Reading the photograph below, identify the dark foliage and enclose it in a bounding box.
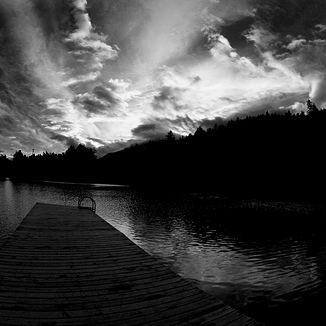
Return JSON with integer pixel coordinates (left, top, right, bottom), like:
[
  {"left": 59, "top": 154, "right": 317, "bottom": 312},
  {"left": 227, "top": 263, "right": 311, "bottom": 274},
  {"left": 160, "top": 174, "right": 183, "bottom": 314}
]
[
  {"left": 2, "top": 101, "right": 326, "bottom": 200},
  {"left": 0, "top": 154, "right": 10, "bottom": 180},
  {"left": 98, "top": 103, "right": 326, "bottom": 200},
  {"left": 6, "top": 144, "right": 96, "bottom": 183}
]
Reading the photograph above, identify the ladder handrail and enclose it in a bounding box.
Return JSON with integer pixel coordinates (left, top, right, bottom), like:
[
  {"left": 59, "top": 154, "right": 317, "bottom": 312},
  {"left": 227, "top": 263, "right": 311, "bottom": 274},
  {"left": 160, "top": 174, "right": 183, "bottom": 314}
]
[{"left": 78, "top": 196, "right": 96, "bottom": 212}]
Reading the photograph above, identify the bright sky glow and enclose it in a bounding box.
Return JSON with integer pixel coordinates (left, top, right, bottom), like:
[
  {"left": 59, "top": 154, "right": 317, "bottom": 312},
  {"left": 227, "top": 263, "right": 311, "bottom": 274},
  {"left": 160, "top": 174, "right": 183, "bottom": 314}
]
[{"left": 1, "top": 0, "right": 326, "bottom": 156}]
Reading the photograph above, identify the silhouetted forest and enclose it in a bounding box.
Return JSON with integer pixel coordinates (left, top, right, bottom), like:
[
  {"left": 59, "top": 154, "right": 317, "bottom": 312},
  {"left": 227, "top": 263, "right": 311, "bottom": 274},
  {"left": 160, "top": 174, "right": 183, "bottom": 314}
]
[
  {"left": 0, "top": 144, "right": 96, "bottom": 183},
  {"left": 1, "top": 100, "right": 326, "bottom": 200}
]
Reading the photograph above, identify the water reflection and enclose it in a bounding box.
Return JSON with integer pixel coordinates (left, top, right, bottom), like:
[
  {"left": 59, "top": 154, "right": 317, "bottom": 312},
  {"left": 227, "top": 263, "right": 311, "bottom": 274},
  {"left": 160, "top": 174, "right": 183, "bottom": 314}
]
[
  {"left": 105, "top": 191, "right": 326, "bottom": 312},
  {"left": 1, "top": 180, "right": 326, "bottom": 324}
]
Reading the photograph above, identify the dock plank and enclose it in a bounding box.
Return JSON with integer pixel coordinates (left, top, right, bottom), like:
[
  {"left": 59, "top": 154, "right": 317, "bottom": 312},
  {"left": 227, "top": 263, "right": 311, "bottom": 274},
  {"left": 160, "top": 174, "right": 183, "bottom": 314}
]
[{"left": 0, "top": 203, "right": 263, "bottom": 325}]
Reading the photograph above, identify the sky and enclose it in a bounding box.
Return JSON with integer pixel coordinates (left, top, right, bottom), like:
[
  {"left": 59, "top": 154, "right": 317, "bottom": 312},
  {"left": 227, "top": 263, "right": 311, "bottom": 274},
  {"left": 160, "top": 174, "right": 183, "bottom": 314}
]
[{"left": 1, "top": 0, "right": 326, "bottom": 157}]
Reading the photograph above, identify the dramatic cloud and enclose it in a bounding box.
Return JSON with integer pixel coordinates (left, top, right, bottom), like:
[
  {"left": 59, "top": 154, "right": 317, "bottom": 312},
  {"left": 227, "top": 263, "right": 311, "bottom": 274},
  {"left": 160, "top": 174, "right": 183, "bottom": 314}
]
[
  {"left": 65, "top": 0, "right": 119, "bottom": 73},
  {"left": 132, "top": 115, "right": 199, "bottom": 141},
  {"left": 132, "top": 123, "right": 167, "bottom": 140},
  {"left": 50, "top": 133, "right": 79, "bottom": 148},
  {"left": 1, "top": 0, "right": 326, "bottom": 156}
]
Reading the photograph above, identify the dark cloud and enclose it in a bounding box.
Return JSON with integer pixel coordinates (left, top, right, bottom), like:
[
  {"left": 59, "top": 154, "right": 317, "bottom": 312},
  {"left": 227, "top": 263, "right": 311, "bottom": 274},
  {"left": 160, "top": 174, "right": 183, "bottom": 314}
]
[
  {"left": 82, "top": 98, "right": 106, "bottom": 114},
  {"left": 33, "top": 0, "right": 72, "bottom": 34},
  {"left": 50, "top": 133, "right": 79, "bottom": 148},
  {"left": 88, "top": 0, "right": 149, "bottom": 54},
  {"left": 192, "top": 76, "right": 201, "bottom": 83},
  {"left": 199, "top": 117, "right": 225, "bottom": 130},
  {"left": 152, "top": 86, "right": 185, "bottom": 111},
  {"left": 158, "top": 115, "right": 198, "bottom": 134},
  {"left": 253, "top": 0, "right": 326, "bottom": 38},
  {"left": 78, "top": 82, "right": 126, "bottom": 115},
  {"left": 44, "top": 107, "right": 65, "bottom": 118},
  {"left": 131, "top": 123, "right": 167, "bottom": 140},
  {"left": 154, "top": 87, "right": 174, "bottom": 102},
  {"left": 221, "top": 15, "right": 258, "bottom": 57},
  {"left": 0, "top": 6, "right": 9, "bottom": 34},
  {"left": 131, "top": 115, "right": 199, "bottom": 141},
  {"left": 219, "top": 97, "right": 239, "bottom": 103},
  {"left": 93, "top": 85, "right": 118, "bottom": 105},
  {"left": 87, "top": 137, "right": 107, "bottom": 146},
  {"left": 32, "top": 0, "right": 72, "bottom": 59}
]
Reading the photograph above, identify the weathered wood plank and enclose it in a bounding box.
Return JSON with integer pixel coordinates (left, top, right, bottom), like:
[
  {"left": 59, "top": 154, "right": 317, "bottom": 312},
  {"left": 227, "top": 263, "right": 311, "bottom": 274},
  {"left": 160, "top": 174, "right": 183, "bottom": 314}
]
[
  {"left": 0, "top": 203, "right": 263, "bottom": 326},
  {"left": 0, "top": 284, "right": 197, "bottom": 306},
  {"left": 0, "top": 278, "right": 186, "bottom": 301}
]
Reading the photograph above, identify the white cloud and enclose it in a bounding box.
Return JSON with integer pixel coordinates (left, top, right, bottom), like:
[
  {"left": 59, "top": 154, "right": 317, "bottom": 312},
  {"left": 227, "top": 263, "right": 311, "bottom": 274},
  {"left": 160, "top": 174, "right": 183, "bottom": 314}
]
[
  {"left": 201, "top": 7, "right": 224, "bottom": 36},
  {"left": 147, "top": 32, "right": 310, "bottom": 129},
  {"left": 210, "top": 34, "right": 238, "bottom": 59},
  {"left": 281, "top": 39, "right": 326, "bottom": 107},
  {"left": 308, "top": 75, "right": 326, "bottom": 107},
  {"left": 69, "top": 9, "right": 92, "bottom": 40},
  {"left": 3, "top": 0, "right": 326, "bottom": 156},
  {"left": 286, "top": 39, "right": 307, "bottom": 51},
  {"left": 315, "top": 24, "right": 326, "bottom": 32},
  {"left": 245, "top": 26, "right": 278, "bottom": 50},
  {"left": 286, "top": 102, "right": 306, "bottom": 112},
  {"left": 63, "top": 71, "right": 100, "bottom": 87},
  {"left": 65, "top": 0, "right": 119, "bottom": 79}
]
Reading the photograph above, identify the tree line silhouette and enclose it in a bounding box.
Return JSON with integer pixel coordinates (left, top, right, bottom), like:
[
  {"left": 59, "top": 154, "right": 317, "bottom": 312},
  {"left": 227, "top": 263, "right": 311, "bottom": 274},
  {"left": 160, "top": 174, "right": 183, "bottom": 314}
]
[
  {"left": 0, "top": 144, "right": 96, "bottom": 183},
  {"left": 1, "top": 100, "right": 326, "bottom": 200}
]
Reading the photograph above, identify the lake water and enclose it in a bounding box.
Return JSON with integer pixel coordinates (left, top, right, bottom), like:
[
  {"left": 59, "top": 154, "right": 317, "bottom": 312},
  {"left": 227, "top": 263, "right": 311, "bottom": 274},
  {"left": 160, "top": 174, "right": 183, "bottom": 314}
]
[{"left": 1, "top": 179, "right": 326, "bottom": 325}]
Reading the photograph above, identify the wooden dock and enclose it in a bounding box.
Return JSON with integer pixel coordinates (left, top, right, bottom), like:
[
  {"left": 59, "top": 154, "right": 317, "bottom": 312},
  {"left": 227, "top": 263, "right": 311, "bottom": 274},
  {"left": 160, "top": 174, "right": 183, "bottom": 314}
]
[{"left": 0, "top": 203, "right": 262, "bottom": 325}]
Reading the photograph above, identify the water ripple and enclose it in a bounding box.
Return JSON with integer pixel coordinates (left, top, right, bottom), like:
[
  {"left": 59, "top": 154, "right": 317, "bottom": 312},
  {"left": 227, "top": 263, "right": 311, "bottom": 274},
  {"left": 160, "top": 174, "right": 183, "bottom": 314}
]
[{"left": 2, "top": 180, "right": 326, "bottom": 324}]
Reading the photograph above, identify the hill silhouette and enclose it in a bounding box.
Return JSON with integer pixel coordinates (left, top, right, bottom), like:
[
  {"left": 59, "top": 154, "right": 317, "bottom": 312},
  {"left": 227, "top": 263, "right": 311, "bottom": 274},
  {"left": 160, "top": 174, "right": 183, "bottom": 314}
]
[
  {"left": 1, "top": 101, "right": 326, "bottom": 200},
  {"left": 97, "top": 102, "right": 326, "bottom": 200}
]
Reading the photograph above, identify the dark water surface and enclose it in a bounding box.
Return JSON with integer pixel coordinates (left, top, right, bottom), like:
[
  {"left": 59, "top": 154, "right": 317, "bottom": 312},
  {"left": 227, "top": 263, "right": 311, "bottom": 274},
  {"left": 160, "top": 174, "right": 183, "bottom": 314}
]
[{"left": 1, "top": 180, "right": 326, "bottom": 325}]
